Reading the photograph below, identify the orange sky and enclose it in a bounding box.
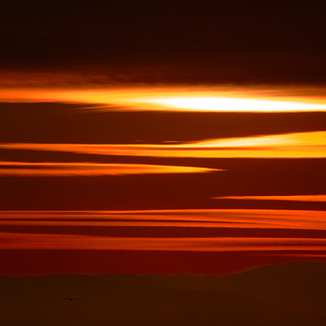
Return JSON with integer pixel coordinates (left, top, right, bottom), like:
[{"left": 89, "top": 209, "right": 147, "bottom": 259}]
[
  {"left": 1, "top": 1, "right": 326, "bottom": 278},
  {"left": 1, "top": 83, "right": 326, "bottom": 275}
]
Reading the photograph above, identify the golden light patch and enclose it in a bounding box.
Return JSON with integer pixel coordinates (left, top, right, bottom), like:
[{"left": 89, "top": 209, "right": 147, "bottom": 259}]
[
  {"left": 1, "top": 85, "right": 326, "bottom": 112},
  {"left": 135, "top": 96, "right": 326, "bottom": 112},
  {"left": 0, "top": 162, "right": 218, "bottom": 176},
  {"left": 1, "top": 131, "right": 326, "bottom": 158}
]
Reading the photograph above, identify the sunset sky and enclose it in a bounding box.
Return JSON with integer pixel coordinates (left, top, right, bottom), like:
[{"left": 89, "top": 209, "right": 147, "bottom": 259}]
[{"left": 0, "top": 1, "right": 325, "bottom": 276}]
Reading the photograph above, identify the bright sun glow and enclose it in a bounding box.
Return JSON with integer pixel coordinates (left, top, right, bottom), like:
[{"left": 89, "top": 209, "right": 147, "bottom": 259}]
[
  {"left": 136, "top": 96, "right": 326, "bottom": 112},
  {"left": 1, "top": 86, "right": 326, "bottom": 112}
]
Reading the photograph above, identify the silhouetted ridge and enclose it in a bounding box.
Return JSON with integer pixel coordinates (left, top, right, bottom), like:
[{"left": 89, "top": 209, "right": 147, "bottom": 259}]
[{"left": 1, "top": 262, "right": 325, "bottom": 326}]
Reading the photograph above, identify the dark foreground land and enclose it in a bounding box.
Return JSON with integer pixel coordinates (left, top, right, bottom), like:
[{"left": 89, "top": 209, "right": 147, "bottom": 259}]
[{"left": 1, "top": 262, "right": 326, "bottom": 326}]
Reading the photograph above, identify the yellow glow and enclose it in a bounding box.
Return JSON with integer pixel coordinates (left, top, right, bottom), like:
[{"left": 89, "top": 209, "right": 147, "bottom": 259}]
[
  {"left": 0, "top": 162, "right": 218, "bottom": 176},
  {"left": 1, "top": 85, "right": 326, "bottom": 112},
  {"left": 136, "top": 96, "right": 326, "bottom": 112},
  {"left": 1, "top": 131, "right": 326, "bottom": 158},
  {"left": 191, "top": 131, "right": 326, "bottom": 147}
]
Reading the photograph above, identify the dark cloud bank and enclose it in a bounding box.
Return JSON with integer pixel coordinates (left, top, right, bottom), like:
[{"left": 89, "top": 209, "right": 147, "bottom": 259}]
[{"left": 1, "top": 1, "right": 325, "bottom": 85}]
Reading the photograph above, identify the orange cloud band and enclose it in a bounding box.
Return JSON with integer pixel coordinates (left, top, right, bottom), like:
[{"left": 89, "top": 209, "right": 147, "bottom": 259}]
[
  {"left": 1, "top": 232, "right": 326, "bottom": 251},
  {"left": 1, "top": 131, "right": 325, "bottom": 158},
  {"left": 0, "top": 161, "right": 218, "bottom": 176},
  {"left": 1, "top": 209, "right": 325, "bottom": 231},
  {"left": 214, "top": 195, "right": 326, "bottom": 202}
]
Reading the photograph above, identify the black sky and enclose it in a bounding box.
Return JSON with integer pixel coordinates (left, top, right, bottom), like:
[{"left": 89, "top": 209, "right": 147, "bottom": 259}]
[{"left": 1, "top": 0, "right": 325, "bottom": 84}]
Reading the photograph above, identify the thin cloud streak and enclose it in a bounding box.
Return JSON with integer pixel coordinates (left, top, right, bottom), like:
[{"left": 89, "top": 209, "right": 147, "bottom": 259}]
[
  {"left": 1, "top": 209, "right": 325, "bottom": 231},
  {"left": 191, "top": 131, "right": 326, "bottom": 147},
  {"left": 1, "top": 131, "right": 326, "bottom": 158},
  {"left": 0, "top": 161, "right": 217, "bottom": 176},
  {"left": 1, "top": 232, "right": 326, "bottom": 251},
  {"left": 256, "top": 253, "right": 326, "bottom": 258},
  {"left": 214, "top": 195, "right": 326, "bottom": 202}
]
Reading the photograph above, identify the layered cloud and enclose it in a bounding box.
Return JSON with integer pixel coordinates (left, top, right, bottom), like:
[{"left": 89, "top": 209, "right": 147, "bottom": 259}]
[
  {"left": 2, "top": 231, "right": 326, "bottom": 251},
  {"left": 1, "top": 209, "right": 325, "bottom": 232},
  {"left": 2, "top": 208, "right": 325, "bottom": 256}
]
